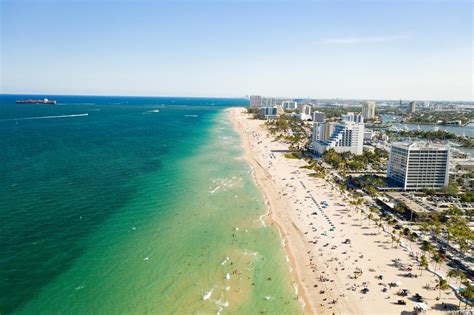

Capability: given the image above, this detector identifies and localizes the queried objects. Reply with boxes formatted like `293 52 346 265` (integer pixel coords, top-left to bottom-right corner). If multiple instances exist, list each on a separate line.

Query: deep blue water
0 94 248 314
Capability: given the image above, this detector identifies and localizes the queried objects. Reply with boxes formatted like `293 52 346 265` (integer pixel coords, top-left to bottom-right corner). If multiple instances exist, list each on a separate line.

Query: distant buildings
312 113 365 155
312 111 325 123
299 104 312 121
250 95 262 107
361 101 376 120
341 112 364 123
250 95 276 107
282 101 298 110
387 142 450 190
409 101 416 113
262 97 277 107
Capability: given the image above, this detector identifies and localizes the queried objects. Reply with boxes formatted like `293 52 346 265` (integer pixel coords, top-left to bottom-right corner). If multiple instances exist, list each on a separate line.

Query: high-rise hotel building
387 142 449 190
312 113 365 155
361 101 376 120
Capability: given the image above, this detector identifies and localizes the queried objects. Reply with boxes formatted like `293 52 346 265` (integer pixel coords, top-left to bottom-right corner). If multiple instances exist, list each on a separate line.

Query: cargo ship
16 98 57 104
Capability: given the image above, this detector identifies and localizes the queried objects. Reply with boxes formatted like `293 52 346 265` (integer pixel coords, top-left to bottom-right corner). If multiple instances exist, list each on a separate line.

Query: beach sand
229 107 459 315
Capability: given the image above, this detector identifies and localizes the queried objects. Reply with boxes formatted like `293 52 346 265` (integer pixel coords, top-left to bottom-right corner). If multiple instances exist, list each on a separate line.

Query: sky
1 0 473 101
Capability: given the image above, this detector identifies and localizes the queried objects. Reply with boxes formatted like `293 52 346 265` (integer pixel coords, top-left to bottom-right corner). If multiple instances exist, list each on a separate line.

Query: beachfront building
260 106 278 119
260 106 283 119
387 142 450 190
409 101 416 113
282 101 298 110
312 114 364 155
361 101 376 120
312 122 335 143
312 111 325 123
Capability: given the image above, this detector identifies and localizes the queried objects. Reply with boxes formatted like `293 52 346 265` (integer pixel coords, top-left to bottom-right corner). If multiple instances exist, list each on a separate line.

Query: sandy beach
229 107 460 315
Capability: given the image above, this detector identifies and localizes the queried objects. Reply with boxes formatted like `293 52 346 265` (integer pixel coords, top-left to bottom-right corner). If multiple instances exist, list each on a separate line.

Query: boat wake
0 113 89 122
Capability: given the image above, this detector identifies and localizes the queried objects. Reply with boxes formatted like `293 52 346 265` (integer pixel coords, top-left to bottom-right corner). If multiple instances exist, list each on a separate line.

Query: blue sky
1 0 472 100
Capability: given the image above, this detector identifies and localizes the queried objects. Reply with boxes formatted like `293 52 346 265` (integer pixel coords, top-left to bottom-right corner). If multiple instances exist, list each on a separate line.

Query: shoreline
229 107 456 315
228 107 316 314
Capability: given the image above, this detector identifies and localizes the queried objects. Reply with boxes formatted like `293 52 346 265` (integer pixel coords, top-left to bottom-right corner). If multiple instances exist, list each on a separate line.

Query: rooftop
391 141 450 151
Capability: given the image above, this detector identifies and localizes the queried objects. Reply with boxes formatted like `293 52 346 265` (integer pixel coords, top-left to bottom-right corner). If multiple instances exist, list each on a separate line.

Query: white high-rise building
312 115 364 155
299 104 312 120
361 101 376 120
282 101 298 110
387 142 450 190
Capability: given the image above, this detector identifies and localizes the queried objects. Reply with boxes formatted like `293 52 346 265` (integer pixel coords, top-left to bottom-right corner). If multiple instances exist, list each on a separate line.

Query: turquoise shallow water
0 95 301 314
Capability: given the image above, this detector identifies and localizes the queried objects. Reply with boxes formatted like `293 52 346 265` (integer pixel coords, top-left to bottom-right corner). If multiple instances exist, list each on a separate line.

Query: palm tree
447 270 457 284
420 255 428 275
398 229 404 243
420 222 431 238
421 240 434 255
458 271 467 286
432 254 442 271
460 285 474 309
377 221 383 234
391 235 397 248
437 278 449 300
409 232 418 250
438 254 445 270
368 213 374 226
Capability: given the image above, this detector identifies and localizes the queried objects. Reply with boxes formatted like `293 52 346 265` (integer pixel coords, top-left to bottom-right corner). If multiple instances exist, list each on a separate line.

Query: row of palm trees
367 202 473 308
367 204 473 309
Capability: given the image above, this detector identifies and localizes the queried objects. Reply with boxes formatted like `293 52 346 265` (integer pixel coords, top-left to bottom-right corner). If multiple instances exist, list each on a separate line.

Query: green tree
432 254 442 271
447 270 457 284
420 255 428 275
391 235 397 248
460 285 474 309
436 278 449 300
421 240 434 254
458 271 467 286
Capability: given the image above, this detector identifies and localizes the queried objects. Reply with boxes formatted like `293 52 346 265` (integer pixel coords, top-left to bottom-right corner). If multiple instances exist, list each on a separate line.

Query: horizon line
1 93 473 103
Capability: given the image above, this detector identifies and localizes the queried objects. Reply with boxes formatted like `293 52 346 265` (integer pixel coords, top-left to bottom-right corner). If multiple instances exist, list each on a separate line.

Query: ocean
0 95 301 314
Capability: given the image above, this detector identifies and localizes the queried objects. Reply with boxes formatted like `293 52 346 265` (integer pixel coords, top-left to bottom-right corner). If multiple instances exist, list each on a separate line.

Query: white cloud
321 34 408 45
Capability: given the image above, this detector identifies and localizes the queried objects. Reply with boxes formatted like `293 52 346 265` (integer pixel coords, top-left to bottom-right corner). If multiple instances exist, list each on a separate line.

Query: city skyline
1 0 473 101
